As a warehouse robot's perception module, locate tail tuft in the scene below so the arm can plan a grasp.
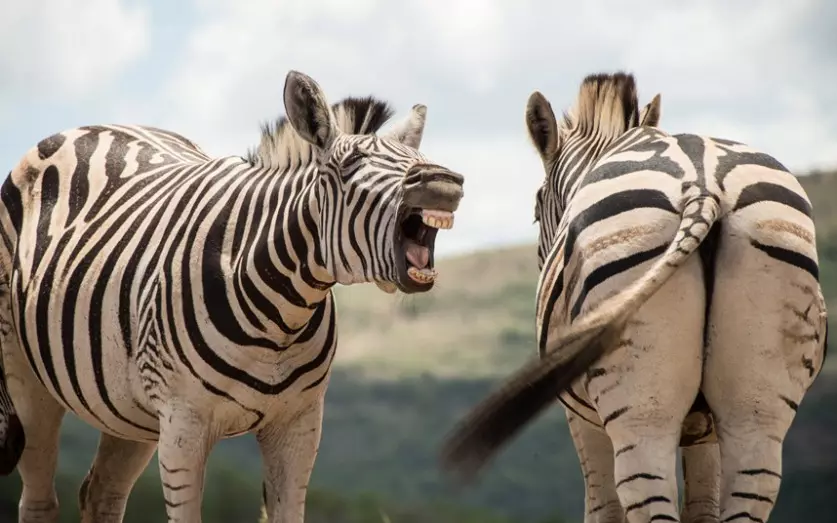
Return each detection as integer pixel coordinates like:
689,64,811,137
440,318,626,484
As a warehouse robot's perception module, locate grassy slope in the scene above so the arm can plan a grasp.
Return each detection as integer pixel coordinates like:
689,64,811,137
1,171,836,522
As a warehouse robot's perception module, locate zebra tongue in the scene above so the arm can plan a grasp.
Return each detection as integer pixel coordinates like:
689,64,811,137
405,239,430,269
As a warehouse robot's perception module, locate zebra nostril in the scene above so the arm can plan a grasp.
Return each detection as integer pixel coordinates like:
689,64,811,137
402,166,464,213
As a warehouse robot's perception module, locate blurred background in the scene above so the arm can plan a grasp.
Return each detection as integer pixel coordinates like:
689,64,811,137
0,0,835,521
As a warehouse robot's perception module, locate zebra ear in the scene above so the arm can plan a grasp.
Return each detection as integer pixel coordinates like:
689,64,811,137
525,91,559,162
283,70,339,150
639,93,662,127
382,104,427,149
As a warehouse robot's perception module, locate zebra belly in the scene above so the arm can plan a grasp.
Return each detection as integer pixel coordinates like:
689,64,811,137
11,268,161,440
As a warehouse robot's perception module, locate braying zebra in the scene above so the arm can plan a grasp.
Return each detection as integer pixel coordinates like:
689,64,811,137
0,69,465,523
441,72,827,523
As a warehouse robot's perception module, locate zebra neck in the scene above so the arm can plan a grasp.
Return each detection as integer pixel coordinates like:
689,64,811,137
234,167,335,340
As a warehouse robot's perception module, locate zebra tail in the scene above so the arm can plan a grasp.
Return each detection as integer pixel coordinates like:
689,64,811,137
439,194,722,485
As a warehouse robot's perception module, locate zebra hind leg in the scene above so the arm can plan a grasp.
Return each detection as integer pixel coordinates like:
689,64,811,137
703,226,827,523
156,401,219,523
564,412,625,522
256,398,324,523
589,255,705,523
78,432,157,523
2,336,66,523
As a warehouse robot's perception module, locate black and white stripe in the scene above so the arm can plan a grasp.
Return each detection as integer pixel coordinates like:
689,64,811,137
0,70,464,523
442,72,826,523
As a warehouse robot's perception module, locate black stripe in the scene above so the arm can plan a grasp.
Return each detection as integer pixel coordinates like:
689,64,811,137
65,129,98,226
625,496,672,514
779,395,798,411
722,512,765,523
675,134,706,186
616,472,664,488
0,176,23,236
715,150,788,191
733,182,812,217
615,444,636,458
750,240,818,281
564,189,677,265
32,165,60,274
582,134,685,186
602,406,631,426
570,243,668,320
37,133,66,160
731,492,773,504
738,468,782,479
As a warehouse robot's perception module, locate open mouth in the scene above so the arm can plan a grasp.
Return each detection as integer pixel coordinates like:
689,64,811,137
396,208,454,290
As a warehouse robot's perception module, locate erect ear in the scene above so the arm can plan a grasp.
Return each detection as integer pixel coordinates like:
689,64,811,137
639,93,662,127
283,70,339,149
525,91,559,162
382,104,427,149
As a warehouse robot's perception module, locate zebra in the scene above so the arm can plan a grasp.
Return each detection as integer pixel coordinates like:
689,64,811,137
0,69,465,523
441,72,827,523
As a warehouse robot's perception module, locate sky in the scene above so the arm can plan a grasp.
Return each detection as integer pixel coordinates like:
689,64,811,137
1,0,835,258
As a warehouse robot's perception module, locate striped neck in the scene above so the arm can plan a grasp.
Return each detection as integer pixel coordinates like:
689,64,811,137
221,163,335,347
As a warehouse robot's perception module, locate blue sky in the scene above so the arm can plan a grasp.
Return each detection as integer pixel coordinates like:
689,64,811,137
2,0,835,257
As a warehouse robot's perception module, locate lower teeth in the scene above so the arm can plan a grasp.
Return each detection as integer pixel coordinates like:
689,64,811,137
407,266,436,283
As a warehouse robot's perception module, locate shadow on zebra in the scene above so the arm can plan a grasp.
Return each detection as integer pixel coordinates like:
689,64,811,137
0,69,465,523
441,71,827,523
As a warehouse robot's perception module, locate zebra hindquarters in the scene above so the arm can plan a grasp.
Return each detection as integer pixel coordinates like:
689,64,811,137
586,253,706,523
702,211,826,523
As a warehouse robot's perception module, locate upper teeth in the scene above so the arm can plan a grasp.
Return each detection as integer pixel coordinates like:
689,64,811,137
421,210,454,230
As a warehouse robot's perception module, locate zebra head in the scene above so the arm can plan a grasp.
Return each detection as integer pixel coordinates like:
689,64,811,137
282,71,465,294
524,73,662,269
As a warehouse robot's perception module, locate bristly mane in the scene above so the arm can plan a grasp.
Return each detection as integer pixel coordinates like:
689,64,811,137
559,72,640,140
246,96,395,169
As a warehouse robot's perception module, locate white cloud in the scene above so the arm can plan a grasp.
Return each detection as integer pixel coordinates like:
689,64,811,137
2,0,834,258
419,134,544,256
0,0,149,101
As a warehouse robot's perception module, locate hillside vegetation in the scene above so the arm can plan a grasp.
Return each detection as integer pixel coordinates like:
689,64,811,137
1,170,836,522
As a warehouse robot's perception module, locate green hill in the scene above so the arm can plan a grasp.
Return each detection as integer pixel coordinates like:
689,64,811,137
1,170,836,522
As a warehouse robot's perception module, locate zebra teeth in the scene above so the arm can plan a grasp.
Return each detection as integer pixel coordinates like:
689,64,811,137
407,266,437,284
420,209,454,230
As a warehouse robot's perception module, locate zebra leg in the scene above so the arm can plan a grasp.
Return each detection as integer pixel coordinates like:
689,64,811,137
565,411,624,523
256,397,324,523
703,224,826,523
156,402,218,523
2,338,66,523
680,443,720,523
78,433,157,523
589,255,705,523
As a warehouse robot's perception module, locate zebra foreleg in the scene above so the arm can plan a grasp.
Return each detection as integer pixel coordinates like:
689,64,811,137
565,412,625,522
156,402,219,523
2,337,66,523
78,433,157,523
256,397,324,523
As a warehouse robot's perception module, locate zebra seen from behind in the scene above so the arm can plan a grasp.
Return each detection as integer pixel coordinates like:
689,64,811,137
0,69,465,523
441,72,827,523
